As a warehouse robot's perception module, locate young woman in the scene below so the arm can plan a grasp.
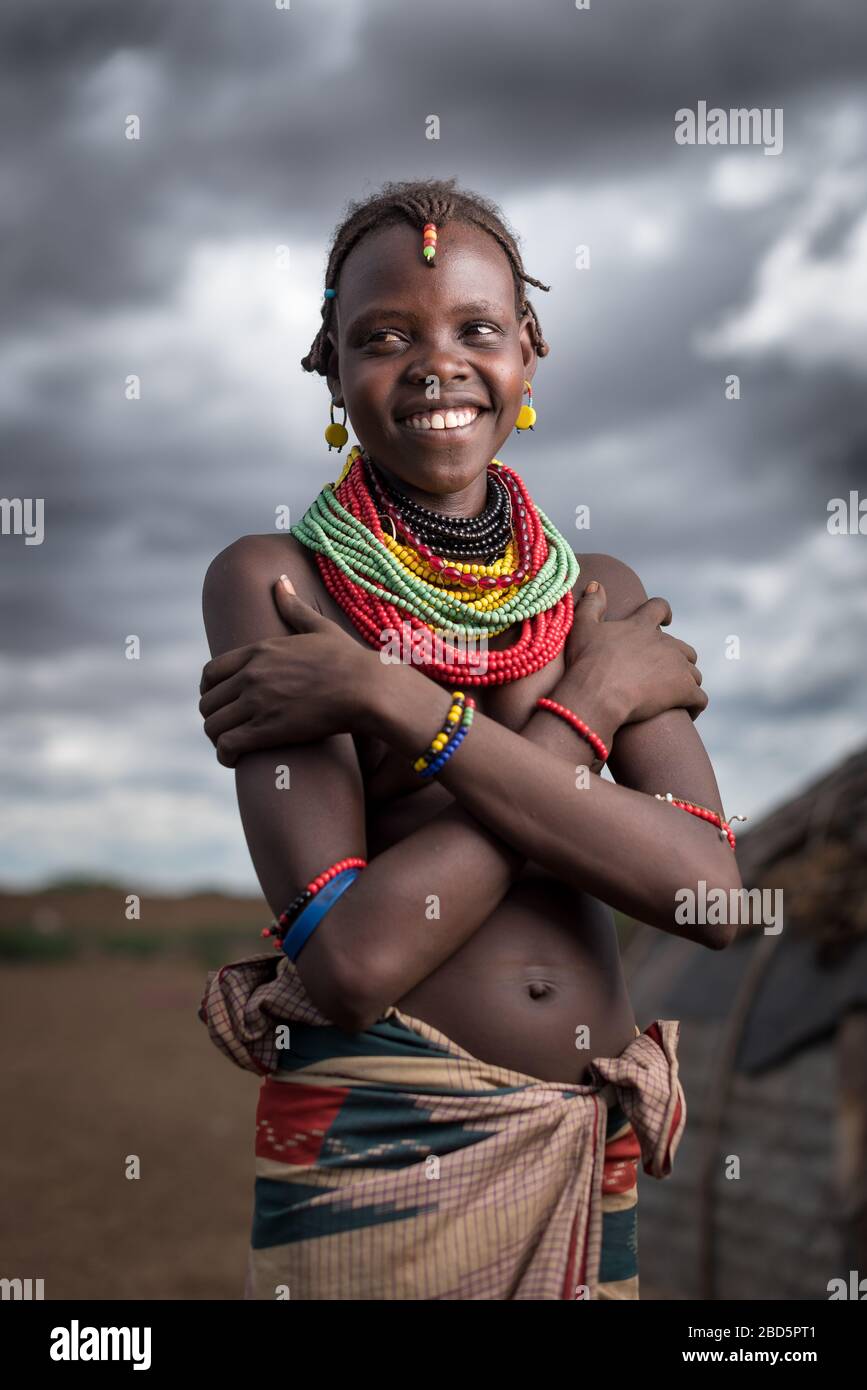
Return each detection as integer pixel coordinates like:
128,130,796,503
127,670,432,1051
197,179,741,1301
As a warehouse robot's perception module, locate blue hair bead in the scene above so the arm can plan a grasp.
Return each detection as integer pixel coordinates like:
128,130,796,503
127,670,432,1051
324,288,336,299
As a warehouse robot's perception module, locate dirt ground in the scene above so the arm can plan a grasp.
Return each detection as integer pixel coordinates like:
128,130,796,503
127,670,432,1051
2,956,683,1303
0,958,258,1299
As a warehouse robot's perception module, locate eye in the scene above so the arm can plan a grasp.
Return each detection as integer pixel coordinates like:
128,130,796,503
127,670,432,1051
365,321,500,347
465,321,499,340
367,328,405,344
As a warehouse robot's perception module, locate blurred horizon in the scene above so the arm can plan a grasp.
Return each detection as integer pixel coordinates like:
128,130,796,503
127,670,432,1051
4,731,864,897
2,0,866,892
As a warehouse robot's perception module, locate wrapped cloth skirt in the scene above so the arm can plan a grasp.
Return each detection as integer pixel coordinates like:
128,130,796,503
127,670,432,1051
200,955,685,1301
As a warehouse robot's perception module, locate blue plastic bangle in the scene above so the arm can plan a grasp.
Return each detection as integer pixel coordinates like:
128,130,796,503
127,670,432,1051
281,867,362,962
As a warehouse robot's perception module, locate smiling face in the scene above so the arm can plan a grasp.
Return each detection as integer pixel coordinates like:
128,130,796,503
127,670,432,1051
324,219,538,510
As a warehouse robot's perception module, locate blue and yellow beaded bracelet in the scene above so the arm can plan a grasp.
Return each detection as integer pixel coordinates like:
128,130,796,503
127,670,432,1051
413,690,465,774
415,693,476,779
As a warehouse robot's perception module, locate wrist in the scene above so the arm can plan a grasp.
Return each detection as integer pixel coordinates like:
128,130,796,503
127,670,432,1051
549,672,625,751
353,654,452,750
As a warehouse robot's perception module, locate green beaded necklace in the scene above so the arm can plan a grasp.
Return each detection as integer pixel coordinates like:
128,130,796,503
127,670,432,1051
291,468,577,634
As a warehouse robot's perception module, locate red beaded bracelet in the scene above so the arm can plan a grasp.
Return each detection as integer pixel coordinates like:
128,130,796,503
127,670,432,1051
261,856,368,948
654,793,746,851
535,697,609,764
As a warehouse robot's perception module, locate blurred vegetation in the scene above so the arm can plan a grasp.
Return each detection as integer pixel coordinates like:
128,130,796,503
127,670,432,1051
0,884,646,968
0,923,260,968
0,881,265,968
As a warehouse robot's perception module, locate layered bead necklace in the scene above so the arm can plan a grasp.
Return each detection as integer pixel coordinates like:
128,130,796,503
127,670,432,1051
290,445,579,685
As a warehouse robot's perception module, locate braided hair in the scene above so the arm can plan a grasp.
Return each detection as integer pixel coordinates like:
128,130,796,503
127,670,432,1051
301,177,551,375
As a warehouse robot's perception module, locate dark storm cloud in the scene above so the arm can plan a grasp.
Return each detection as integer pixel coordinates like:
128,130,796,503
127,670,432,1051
3,0,866,324
1,0,866,887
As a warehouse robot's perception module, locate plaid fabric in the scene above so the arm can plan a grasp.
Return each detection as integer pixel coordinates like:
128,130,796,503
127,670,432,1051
199,953,686,1301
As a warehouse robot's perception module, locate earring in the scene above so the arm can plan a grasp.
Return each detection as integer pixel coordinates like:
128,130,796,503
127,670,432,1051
515,380,536,432
325,400,349,452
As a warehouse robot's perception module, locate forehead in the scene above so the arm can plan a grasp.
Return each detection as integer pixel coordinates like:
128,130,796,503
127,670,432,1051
336,219,517,326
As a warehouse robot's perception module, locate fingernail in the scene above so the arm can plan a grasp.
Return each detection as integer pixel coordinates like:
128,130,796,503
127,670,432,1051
279,574,295,593
585,581,599,594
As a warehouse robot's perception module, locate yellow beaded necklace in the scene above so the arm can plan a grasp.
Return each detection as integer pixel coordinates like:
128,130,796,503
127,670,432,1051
332,445,524,634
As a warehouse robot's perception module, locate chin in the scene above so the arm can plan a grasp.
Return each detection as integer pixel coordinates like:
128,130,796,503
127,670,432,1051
383,449,489,496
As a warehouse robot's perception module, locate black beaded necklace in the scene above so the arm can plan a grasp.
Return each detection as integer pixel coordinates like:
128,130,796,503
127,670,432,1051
365,458,513,561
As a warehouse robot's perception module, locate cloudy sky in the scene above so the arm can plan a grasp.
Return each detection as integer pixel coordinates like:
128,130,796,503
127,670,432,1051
2,0,866,891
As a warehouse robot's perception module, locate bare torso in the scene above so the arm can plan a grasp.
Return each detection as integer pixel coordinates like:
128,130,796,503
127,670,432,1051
291,536,637,1084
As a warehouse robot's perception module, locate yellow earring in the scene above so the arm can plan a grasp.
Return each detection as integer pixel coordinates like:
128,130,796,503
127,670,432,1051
515,380,536,431
325,400,349,452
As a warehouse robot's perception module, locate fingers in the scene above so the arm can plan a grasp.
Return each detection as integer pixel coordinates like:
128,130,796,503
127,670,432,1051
199,669,247,720
670,636,698,666
688,685,709,720
202,697,248,747
216,731,242,768
200,644,256,696
574,579,608,624
633,595,673,628
274,575,331,634
661,632,698,666
215,722,262,767
681,682,709,718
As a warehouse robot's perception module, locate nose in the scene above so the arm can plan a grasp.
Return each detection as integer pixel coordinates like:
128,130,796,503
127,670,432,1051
404,334,472,389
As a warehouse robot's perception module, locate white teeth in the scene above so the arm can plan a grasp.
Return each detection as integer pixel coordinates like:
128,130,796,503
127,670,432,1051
402,407,479,431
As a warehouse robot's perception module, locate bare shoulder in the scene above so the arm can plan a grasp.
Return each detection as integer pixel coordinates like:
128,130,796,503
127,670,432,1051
203,532,321,609
201,532,327,655
573,551,649,619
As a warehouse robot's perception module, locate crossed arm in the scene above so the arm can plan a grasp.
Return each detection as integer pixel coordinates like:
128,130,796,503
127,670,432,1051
201,535,741,1031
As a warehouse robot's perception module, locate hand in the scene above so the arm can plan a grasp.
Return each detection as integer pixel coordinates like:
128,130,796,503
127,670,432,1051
559,581,707,728
198,576,378,766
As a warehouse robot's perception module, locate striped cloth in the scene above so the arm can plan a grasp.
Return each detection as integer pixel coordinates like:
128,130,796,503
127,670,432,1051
199,953,686,1300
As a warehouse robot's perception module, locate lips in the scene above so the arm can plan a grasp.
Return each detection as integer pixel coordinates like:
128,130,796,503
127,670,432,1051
397,406,484,432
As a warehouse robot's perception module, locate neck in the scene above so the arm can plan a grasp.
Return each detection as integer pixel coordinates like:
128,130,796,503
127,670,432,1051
370,459,491,519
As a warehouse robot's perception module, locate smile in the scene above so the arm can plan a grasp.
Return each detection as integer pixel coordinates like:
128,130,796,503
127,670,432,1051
397,406,482,432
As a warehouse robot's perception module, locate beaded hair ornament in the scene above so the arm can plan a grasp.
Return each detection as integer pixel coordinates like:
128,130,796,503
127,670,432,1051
323,219,437,301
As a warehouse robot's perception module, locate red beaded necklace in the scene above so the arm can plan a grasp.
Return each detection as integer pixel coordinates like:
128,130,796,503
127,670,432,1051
297,453,577,686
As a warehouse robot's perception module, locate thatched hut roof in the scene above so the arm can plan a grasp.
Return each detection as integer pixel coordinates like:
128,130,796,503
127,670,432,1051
622,744,867,1299
733,743,867,964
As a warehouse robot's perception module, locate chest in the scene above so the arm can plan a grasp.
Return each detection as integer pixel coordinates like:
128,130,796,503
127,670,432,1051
309,551,568,798
358,642,567,805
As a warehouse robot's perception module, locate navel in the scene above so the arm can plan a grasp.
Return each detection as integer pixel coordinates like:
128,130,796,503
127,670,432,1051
526,979,556,1001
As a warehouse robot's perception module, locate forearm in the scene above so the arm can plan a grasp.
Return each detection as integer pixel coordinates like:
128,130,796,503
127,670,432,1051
321,802,524,1027
359,663,740,940
608,708,726,816
517,670,618,775
234,744,524,1030
521,670,728,821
